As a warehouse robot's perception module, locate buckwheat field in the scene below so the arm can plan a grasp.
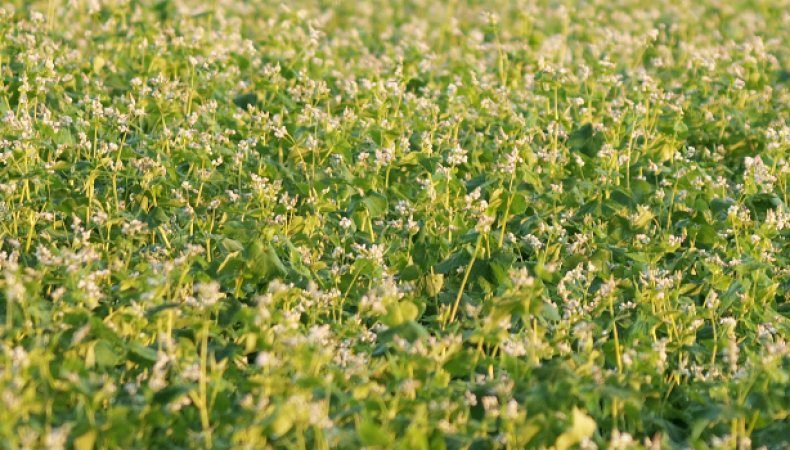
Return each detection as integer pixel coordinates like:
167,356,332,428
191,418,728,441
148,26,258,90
0,0,788,448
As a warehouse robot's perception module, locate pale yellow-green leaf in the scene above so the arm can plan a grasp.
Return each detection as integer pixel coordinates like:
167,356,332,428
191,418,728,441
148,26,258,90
554,407,596,450
74,431,96,450
424,273,444,297
383,300,419,326
270,408,294,436
93,57,106,72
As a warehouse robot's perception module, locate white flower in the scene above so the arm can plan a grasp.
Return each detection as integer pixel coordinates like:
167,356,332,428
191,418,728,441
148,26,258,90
704,290,720,310
446,145,468,166
374,145,396,167
190,281,225,308
610,430,634,450
509,267,535,288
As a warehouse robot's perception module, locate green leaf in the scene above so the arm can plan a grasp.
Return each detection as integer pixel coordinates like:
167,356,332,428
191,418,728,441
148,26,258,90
435,250,470,274
422,273,444,296
247,241,286,280
93,57,106,72
362,193,388,218
540,301,561,321
631,208,654,229
153,385,190,404
220,238,244,253
690,223,717,246
128,343,158,363
74,431,96,450
269,407,294,437
567,123,604,156
383,301,419,327
357,419,392,446
94,340,121,367
509,192,528,215
555,407,597,450
400,265,421,281
673,120,689,136
233,92,258,110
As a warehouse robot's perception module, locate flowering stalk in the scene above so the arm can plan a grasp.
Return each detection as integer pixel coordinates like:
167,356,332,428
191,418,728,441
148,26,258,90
446,234,482,327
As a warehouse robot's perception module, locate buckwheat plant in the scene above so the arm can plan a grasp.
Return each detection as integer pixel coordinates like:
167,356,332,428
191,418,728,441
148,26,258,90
0,0,787,449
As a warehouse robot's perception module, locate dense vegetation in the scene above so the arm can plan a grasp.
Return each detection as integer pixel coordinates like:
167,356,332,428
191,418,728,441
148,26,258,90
0,0,788,448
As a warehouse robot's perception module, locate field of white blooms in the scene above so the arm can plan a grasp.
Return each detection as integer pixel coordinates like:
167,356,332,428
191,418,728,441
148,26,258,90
0,0,788,448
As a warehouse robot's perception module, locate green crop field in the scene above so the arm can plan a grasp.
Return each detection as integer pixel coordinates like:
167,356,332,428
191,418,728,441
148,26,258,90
0,0,788,448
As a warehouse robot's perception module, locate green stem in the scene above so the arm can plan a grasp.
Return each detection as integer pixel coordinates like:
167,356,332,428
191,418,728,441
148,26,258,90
447,235,482,327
